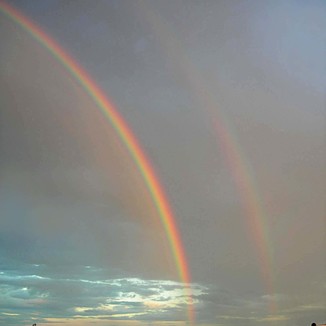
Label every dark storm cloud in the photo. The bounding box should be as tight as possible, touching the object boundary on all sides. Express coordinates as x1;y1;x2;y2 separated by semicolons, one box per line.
0;181;158;273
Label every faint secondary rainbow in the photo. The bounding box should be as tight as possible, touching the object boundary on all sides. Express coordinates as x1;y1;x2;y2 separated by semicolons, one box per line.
214;119;276;313
0;1;194;323
137;1;276;314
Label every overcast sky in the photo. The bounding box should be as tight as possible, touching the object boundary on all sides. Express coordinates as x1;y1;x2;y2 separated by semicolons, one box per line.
1;1;325;325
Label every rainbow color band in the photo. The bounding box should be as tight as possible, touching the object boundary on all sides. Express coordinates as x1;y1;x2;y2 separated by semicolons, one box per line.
0;1;194;323
137;1;276;314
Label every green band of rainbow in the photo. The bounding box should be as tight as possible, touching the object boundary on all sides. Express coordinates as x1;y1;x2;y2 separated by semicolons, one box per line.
0;1;194;322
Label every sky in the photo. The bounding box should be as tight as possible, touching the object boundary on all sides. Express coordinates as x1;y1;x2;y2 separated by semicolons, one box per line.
0;0;325;325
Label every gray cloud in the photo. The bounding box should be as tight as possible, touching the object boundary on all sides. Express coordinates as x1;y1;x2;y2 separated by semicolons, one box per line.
1;0;325;325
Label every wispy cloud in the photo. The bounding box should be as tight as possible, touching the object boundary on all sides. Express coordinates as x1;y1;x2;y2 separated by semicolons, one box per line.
0;262;206;324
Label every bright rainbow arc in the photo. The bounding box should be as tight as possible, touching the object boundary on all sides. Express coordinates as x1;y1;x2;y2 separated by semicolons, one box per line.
0;1;194;323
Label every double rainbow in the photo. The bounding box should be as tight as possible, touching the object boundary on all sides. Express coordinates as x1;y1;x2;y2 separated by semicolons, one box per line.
0;1;194;323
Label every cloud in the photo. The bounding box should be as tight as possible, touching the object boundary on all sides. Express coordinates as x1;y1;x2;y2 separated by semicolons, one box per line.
0;261;207;324
1;1;325;325
1;258;325;325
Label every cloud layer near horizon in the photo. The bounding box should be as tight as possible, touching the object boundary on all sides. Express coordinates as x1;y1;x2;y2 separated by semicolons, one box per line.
2;259;325;326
